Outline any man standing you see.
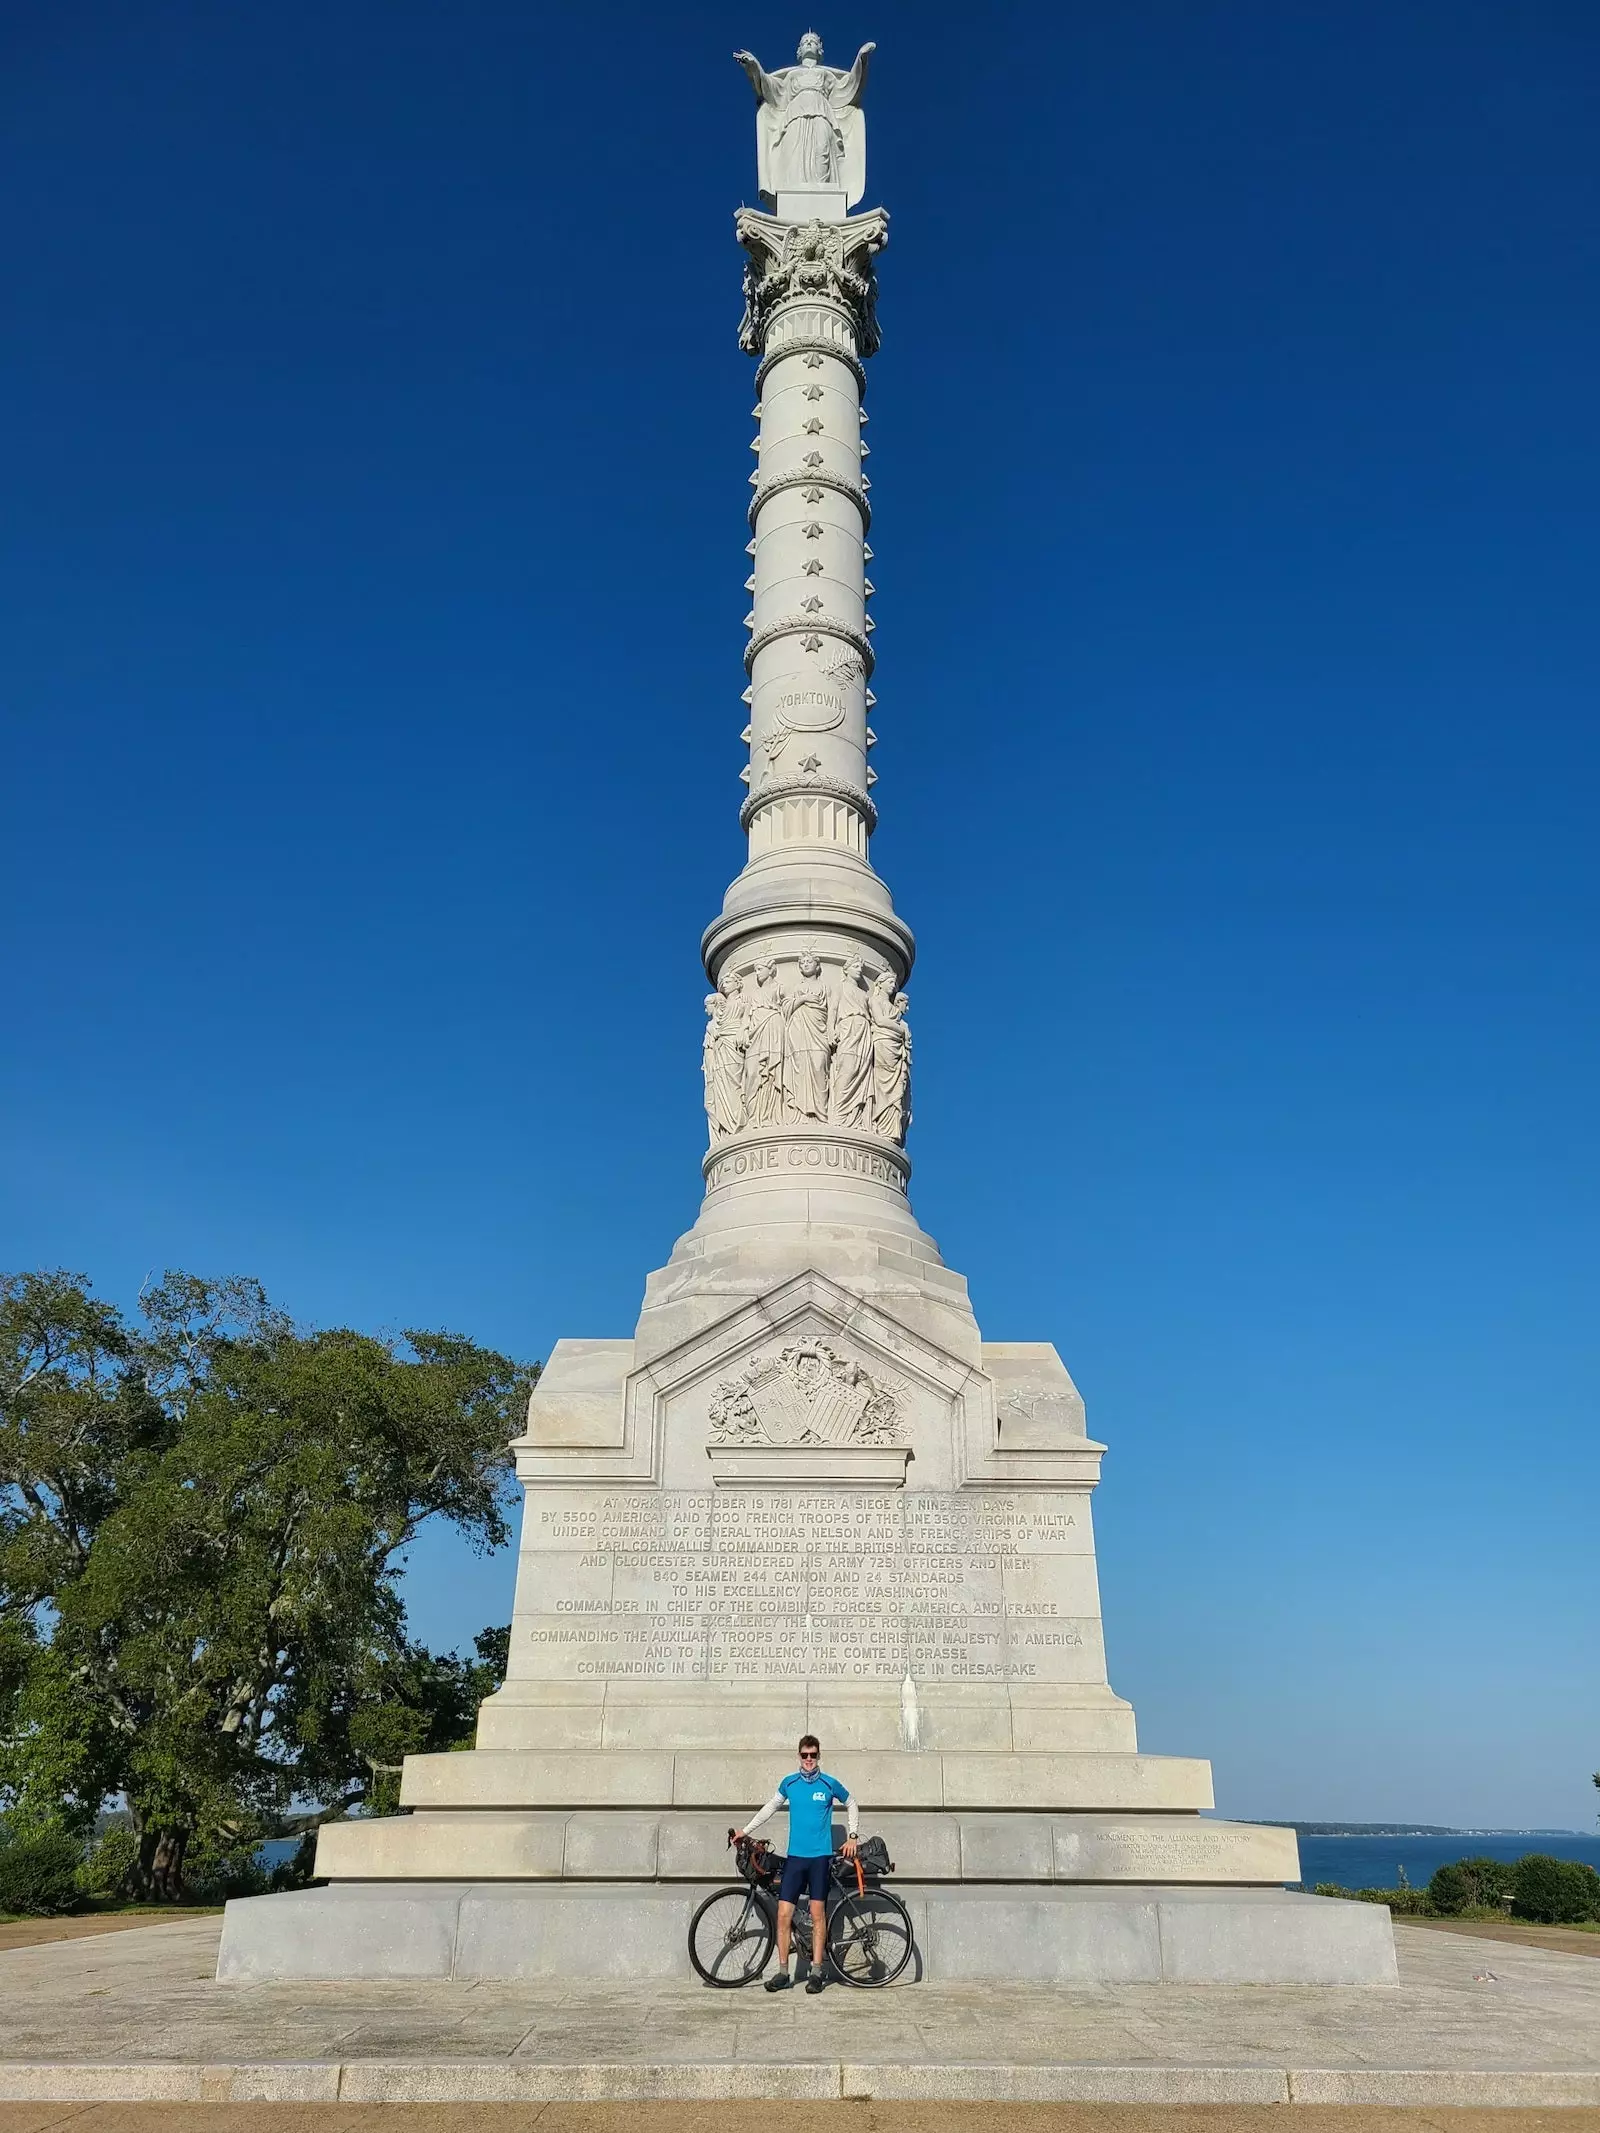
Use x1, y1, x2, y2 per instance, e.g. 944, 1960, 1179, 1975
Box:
735, 1734, 858, 1992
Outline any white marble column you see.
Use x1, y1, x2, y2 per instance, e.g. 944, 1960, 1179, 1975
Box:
688, 208, 931, 1263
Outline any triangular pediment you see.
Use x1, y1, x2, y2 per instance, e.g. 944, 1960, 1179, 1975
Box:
634, 1268, 975, 1404
626, 1270, 979, 1489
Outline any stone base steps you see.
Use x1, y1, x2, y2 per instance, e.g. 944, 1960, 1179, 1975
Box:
315, 1807, 1297, 1884
399, 1746, 1214, 1811
217, 1880, 1396, 1986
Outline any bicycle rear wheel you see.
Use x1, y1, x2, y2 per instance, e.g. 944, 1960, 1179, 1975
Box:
688, 1885, 775, 1986
825, 1886, 914, 1987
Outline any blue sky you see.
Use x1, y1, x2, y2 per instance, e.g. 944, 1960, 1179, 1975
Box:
3, 0, 1596, 1830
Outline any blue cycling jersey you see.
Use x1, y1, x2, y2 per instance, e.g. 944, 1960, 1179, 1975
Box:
778, 1769, 850, 1858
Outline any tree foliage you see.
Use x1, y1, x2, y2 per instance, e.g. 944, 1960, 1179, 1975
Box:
0, 1824, 83, 1916
1510, 1854, 1600, 1925
0, 1269, 534, 1899
1426, 1855, 1516, 1914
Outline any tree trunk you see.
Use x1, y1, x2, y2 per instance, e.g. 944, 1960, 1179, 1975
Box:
132, 1826, 189, 1902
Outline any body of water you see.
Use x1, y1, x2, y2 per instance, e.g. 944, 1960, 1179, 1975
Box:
1293, 1831, 1600, 1890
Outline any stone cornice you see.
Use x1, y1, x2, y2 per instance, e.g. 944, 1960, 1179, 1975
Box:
747, 466, 871, 530
740, 774, 877, 833
744, 615, 875, 679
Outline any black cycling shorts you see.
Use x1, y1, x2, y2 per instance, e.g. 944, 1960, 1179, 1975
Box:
779, 1853, 831, 1904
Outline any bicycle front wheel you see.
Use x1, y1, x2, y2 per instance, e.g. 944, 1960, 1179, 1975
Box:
825, 1886, 914, 1987
688, 1885, 775, 1986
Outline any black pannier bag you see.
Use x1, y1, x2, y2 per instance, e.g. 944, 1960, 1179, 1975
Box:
751, 1845, 784, 1889
832, 1834, 894, 1884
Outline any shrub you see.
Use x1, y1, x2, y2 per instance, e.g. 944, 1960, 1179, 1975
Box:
1312, 1882, 1431, 1913
1428, 1856, 1515, 1914
266, 1834, 319, 1893
75, 1825, 140, 1902
1427, 1863, 1472, 1914
1459, 1855, 1516, 1907
182, 1844, 269, 1904
1376, 1884, 1434, 1915
1511, 1855, 1600, 1925
0, 1828, 85, 1917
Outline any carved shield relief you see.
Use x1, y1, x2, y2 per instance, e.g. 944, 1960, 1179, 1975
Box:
710, 1338, 904, 1449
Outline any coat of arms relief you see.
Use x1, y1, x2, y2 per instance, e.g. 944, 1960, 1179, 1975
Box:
708, 1338, 904, 1448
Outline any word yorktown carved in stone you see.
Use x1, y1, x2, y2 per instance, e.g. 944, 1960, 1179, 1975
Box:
701, 952, 911, 1147
708, 1339, 904, 1447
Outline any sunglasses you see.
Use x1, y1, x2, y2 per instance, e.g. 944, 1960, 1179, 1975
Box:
799, 1750, 820, 1761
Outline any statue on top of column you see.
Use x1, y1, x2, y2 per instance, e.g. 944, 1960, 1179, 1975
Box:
734, 32, 874, 210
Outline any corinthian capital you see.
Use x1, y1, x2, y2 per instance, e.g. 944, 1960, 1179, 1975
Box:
736, 208, 890, 358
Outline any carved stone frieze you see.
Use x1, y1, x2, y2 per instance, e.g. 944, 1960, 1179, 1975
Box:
701, 951, 910, 1149
709, 1338, 905, 1447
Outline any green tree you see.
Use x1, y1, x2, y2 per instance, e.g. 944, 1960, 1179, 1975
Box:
1, 1270, 534, 1900
1511, 1854, 1600, 1925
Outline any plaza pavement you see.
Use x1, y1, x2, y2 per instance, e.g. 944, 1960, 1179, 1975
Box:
1, 1918, 1598, 2108
0, 2109, 1598, 2133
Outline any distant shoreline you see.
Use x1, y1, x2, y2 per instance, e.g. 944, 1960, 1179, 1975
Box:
1255, 1823, 1585, 1838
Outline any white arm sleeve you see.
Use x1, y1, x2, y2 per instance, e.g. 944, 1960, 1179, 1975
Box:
846, 1792, 859, 1837
744, 1789, 785, 1834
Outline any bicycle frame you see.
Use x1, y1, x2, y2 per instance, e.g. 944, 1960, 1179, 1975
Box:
692, 1830, 911, 1989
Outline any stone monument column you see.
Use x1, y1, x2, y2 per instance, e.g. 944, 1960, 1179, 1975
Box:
217, 35, 1396, 1990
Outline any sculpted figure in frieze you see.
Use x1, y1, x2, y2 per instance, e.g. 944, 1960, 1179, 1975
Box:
701, 993, 718, 1135
783, 950, 834, 1122
733, 32, 873, 204
708, 1337, 903, 1447
742, 958, 787, 1128
829, 955, 876, 1130
705, 968, 749, 1140
868, 970, 912, 1143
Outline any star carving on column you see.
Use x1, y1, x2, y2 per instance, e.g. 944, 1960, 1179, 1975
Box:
801, 633, 822, 651
803, 417, 824, 435
801, 487, 824, 504
802, 559, 823, 576
798, 753, 822, 777
800, 595, 824, 613
803, 353, 823, 368
802, 520, 824, 538
802, 450, 824, 468
803, 384, 824, 401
